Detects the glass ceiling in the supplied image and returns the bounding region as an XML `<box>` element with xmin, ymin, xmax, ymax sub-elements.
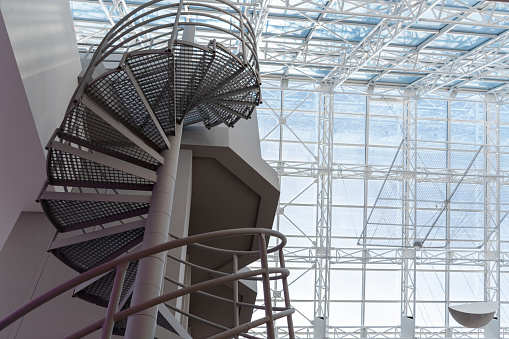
<box><xmin>70</xmin><ymin>0</ymin><xmax>509</xmax><ymax>93</ymax></box>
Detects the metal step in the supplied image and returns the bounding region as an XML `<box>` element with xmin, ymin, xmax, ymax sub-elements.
<box><xmin>40</xmin><ymin>192</ymin><xmax>150</xmax><ymax>232</ymax></box>
<box><xmin>50</xmin><ymin>222</ymin><xmax>145</xmax><ymax>272</ymax></box>
<box><xmin>58</xmin><ymin>102</ymin><xmax>159</xmax><ymax>170</ymax></box>
<box><xmin>124</xmin><ymin>51</ymin><xmax>176</xmax><ymax>136</ymax></box>
<box><xmin>85</xmin><ymin>70</ymin><xmax>167</xmax><ymax>151</ymax></box>
<box><xmin>47</xmin><ymin>148</ymin><xmax>155</xmax><ymax>191</ymax></box>
<box><xmin>73</xmin><ymin>262</ymin><xmax>179</xmax><ymax>336</ymax></box>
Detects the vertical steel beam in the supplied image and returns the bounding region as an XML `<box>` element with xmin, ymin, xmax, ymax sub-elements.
<box><xmin>314</xmin><ymin>82</ymin><xmax>333</xmax><ymax>338</ymax></box>
<box><xmin>401</xmin><ymin>89</ymin><xmax>417</xmax><ymax>322</ymax></box>
<box><xmin>484</xmin><ymin>94</ymin><xmax>500</xmax><ymax>313</ymax></box>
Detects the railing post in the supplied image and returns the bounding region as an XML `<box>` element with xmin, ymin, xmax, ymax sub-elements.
<box><xmin>259</xmin><ymin>234</ymin><xmax>275</xmax><ymax>339</ymax></box>
<box><xmin>279</xmin><ymin>248</ymin><xmax>295</xmax><ymax>339</ymax></box>
<box><xmin>233</xmin><ymin>253</ymin><xmax>240</xmax><ymax>339</ymax></box>
<box><xmin>101</xmin><ymin>262</ymin><xmax>129</xmax><ymax>339</ymax></box>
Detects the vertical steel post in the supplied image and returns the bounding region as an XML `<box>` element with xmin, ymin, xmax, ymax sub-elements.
<box><xmin>314</xmin><ymin>82</ymin><xmax>333</xmax><ymax>338</ymax></box>
<box><xmin>484</xmin><ymin>94</ymin><xmax>500</xmax><ymax>314</ymax></box>
<box><xmin>233</xmin><ymin>254</ymin><xmax>240</xmax><ymax>339</ymax></box>
<box><xmin>124</xmin><ymin>123</ymin><xmax>183</xmax><ymax>339</ymax></box>
<box><xmin>401</xmin><ymin>89</ymin><xmax>417</xmax><ymax>324</ymax></box>
<box><xmin>279</xmin><ymin>249</ymin><xmax>295</xmax><ymax>339</ymax></box>
<box><xmin>259</xmin><ymin>234</ymin><xmax>275</xmax><ymax>339</ymax></box>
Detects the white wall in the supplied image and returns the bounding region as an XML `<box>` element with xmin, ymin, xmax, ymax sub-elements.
<box><xmin>0</xmin><ymin>0</ymin><xmax>81</xmax><ymax>251</ymax></box>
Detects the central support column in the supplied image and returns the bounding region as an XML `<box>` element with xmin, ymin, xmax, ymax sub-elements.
<box><xmin>125</xmin><ymin>123</ymin><xmax>183</xmax><ymax>339</ymax></box>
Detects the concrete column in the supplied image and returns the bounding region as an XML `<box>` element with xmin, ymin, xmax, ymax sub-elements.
<box><xmin>125</xmin><ymin>124</ymin><xmax>183</xmax><ymax>339</ymax></box>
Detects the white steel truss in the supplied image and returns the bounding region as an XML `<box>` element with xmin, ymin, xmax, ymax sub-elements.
<box><xmin>67</xmin><ymin>1</ymin><xmax>509</xmax><ymax>338</ymax></box>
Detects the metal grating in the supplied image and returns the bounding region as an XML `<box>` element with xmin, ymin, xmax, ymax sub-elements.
<box><xmin>85</xmin><ymin>70</ymin><xmax>166</xmax><ymax>151</ymax></box>
<box><xmin>111</xmin><ymin>297</ymin><xmax>178</xmax><ymax>336</ymax></box>
<box><xmin>125</xmin><ymin>52</ymin><xmax>176</xmax><ymax>136</ymax></box>
<box><xmin>173</xmin><ymin>42</ymin><xmax>215</xmax><ymax>124</ymax></box>
<box><xmin>51</xmin><ymin>227</ymin><xmax>145</xmax><ymax>272</ymax></box>
<box><xmin>41</xmin><ymin>199</ymin><xmax>150</xmax><ymax>232</ymax></box>
<box><xmin>59</xmin><ymin>102</ymin><xmax>158</xmax><ymax>170</ymax></box>
<box><xmin>194</xmin><ymin>44</ymin><xmax>246</xmax><ymax>102</ymax></box>
<box><xmin>204</xmin><ymin>103</ymin><xmax>237</xmax><ymax>127</ymax></box>
<box><xmin>48</xmin><ymin>149</ymin><xmax>154</xmax><ymax>190</ymax></box>
<box><xmin>75</xmin><ymin>260</ymin><xmax>138</xmax><ymax>307</ymax></box>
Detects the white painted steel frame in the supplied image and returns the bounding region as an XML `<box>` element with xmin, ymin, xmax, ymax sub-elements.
<box><xmin>68</xmin><ymin>0</ymin><xmax>509</xmax><ymax>337</ymax></box>
<box><xmin>248</xmin><ymin>82</ymin><xmax>509</xmax><ymax>338</ymax></box>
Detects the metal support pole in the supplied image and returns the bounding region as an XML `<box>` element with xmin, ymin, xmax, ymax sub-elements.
<box><xmin>233</xmin><ymin>254</ymin><xmax>240</xmax><ymax>339</ymax></box>
<box><xmin>259</xmin><ymin>234</ymin><xmax>276</xmax><ymax>339</ymax></box>
<box><xmin>314</xmin><ymin>82</ymin><xmax>333</xmax><ymax>338</ymax></box>
<box><xmin>401</xmin><ymin>89</ymin><xmax>417</xmax><ymax>326</ymax></box>
<box><xmin>124</xmin><ymin>123</ymin><xmax>183</xmax><ymax>339</ymax></box>
<box><xmin>279</xmin><ymin>249</ymin><xmax>295</xmax><ymax>339</ymax></box>
<box><xmin>484</xmin><ymin>94</ymin><xmax>500</xmax><ymax>315</ymax></box>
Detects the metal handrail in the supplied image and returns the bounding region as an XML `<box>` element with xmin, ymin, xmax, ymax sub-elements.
<box><xmin>73</xmin><ymin>0</ymin><xmax>259</xmax><ymax>108</ymax></box>
<box><xmin>0</xmin><ymin>228</ymin><xmax>294</xmax><ymax>339</ymax></box>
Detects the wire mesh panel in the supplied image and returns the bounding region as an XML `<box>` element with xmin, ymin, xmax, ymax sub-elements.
<box><xmin>360</xmin><ymin>140</ymin><xmax>509</xmax><ymax>249</ymax></box>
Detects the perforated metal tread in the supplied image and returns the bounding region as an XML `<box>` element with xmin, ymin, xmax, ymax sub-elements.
<box><xmin>51</xmin><ymin>227</ymin><xmax>145</xmax><ymax>272</ymax></box>
<box><xmin>47</xmin><ymin>148</ymin><xmax>154</xmax><ymax>191</ymax></box>
<box><xmin>41</xmin><ymin>199</ymin><xmax>150</xmax><ymax>232</ymax></box>
<box><xmin>126</xmin><ymin>41</ymin><xmax>260</xmax><ymax>130</ymax></box>
<box><xmin>111</xmin><ymin>296</ymin><xmax>179</xmax><ymax>336</ymax></box>
<box><xmin>85</xmin><ymin>69</ymin><xmax>167</xmax><ymax>151</ymax></box>
<box><xmin>74</xmin><ymin>261</ymin><xmax>178</xmax><ymax>336</ymax></box>
<box><xmin>59</xmin><ymin>102</ymin><xmax>159</xmax><ymax>170</ymax></box>
<box><xmin>75</xmin><ymin>260</ymin><xmax>138</xmax><ymax>307</ymax></box>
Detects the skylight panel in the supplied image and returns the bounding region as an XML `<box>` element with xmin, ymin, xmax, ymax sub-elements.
<box><xmin>312</xmin><ymin>24</ymin><xmax>371</xmax><ymax>42</ymax></box>
<box><xmin>71</xmin><ymin>2</ymin><xmax>110</xmax><ymax>22</ymax></box>
<box><xmin>391</xmin><ymin>30</ymin><xmax>433</xmax><ymax>47</ymax></box>
<box><xmin>264</xmin><ymin>18</ymin><xmax>312</xmax><ymax>37</ymax></box>
<box><xmin>427</xmin><ymin>33</ymin><xmax>490</xmax><ymax>50</ymax></box>
<box><xmin>461</xmin><ymin>81</ymin><xmax>505</xmax><ymax>91</ymax></box>
<box><xmin>377</xmin><ymin>74</ymin><xmax>421</xmax><ymax>85</ymax></box>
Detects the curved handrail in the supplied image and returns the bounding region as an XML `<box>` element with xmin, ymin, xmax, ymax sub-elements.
<box><xmin>68</xmin><ymin>268</ymin><xmax>291</xmax><ymax>339</ymax></box>
<box><xmin>0</xmin><ymin>228</ymin><xmax>293</xmax><ymax>339</ymax></box>
<box><xmin>74</xmin><ymin>0</ymin><xmax>259</xmax><ymax>108</ymax></box>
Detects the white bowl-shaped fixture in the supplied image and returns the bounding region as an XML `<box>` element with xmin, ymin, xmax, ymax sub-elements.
<box><xmin>448</xmin><ymin>302</ymin><xmax>497</xmax><ymax>328</ymax></box>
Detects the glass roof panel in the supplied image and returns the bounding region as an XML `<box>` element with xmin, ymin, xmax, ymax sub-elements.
<box><xmin>390</xmin><ymin>30</ymin><xmax>433</xmax><ymax>47</ymax></box>
<box><xmin>377</xmin><ymin>74</ymin><xmax>421</xmax><ymax>84</ymax></box>
<box><xmin>347</xmin><ymin>73</ymin><xmax>377</xmax><ymax>82</ymax></box>
<box><xmin>71</xmin><ymin>2</ymin><xmax>110</xmax><ymax>22</ymax></box>
<box><xmin>264</xmin><ymin>18</ymin><xmax>313</xmax><ymax>37</ymax></box>
<box><xmin>427</xmin><ymin>33</ymin><xmax>490</xmax><ymax>50</ymax></box>
<box><xmin>313</xmin><ymin>24</ymin><xmax>372</xmax><ymax>42</ymax></box>
<box><xmin>462</xmin><ymin>81</ymin><xmax>505</xmax><ymax>90</ymax></box>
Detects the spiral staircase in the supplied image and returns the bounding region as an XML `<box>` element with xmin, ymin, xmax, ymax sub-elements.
<box><xmin>0</xmin><ymin>0</ymin><xmax>294</xmax><ymax>338</ymax></box>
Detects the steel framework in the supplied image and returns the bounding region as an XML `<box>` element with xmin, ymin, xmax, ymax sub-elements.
<box><xmin>68</xmin><ymin>0</ymin><xmax>509</xmax><ymax>337</ymax></box>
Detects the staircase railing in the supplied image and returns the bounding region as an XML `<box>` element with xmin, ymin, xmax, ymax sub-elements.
<box><xmin>74</xmin><ymin>0</ymin><xmax>259</xmax><ymax>106</ymax></box>
<box><xmin>0</xmin><ymin>228</ymin><xmax>294</xmax><ymax>339</ymax></box>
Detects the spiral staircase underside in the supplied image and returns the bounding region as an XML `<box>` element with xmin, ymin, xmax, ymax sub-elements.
<box><xmin>35</xmin><ymin>36</ymin><xmax>280</xmax><ymax>337</ymax></box>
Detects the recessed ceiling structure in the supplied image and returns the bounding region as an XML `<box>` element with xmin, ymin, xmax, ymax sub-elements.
<box><xmin>71</xmin><ymin>0</ymin><xmax>509</xmax><ymax>94</ymax></box>
<box><xmin>69</xmin><ymin>1</ymin><xmax>509</xmax><ymax>338</ymax></box>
